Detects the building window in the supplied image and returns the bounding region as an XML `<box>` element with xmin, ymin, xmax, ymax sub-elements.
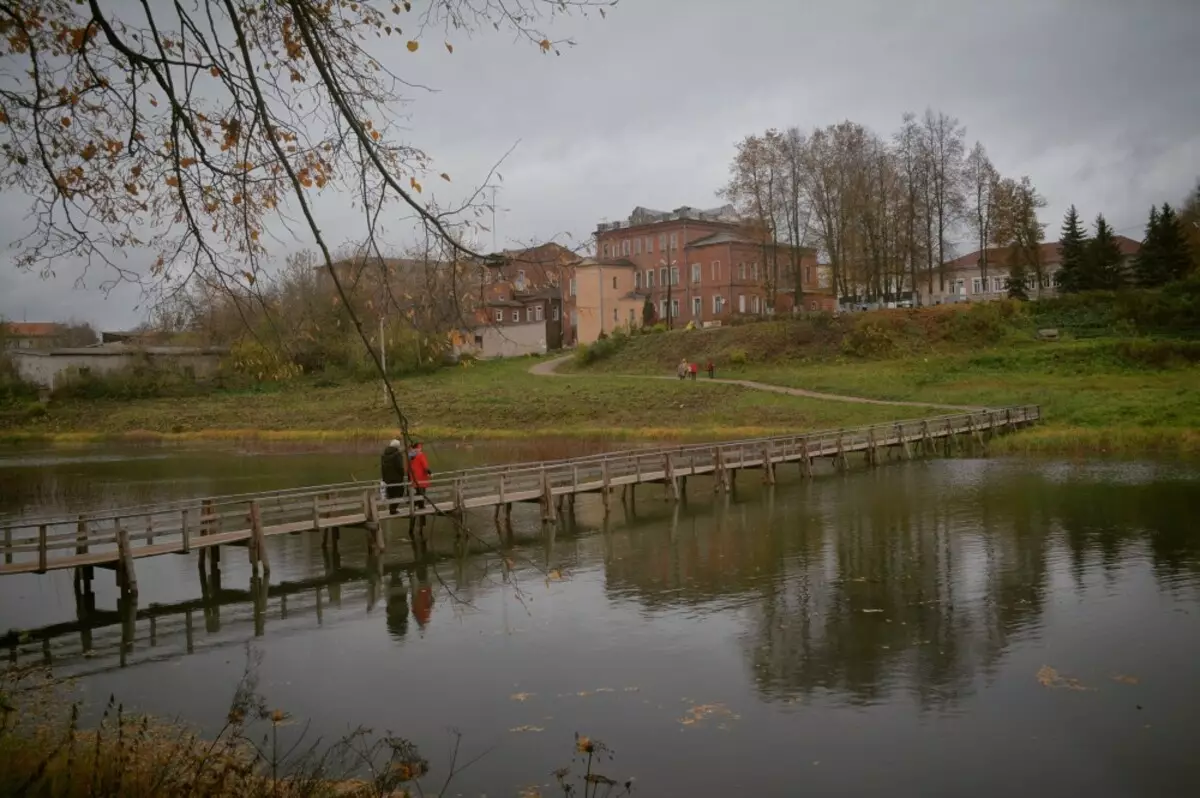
<box><xmin>512</xmin><ymin>310</ymin><xmax>520</xmax><ymax>323</ymax></box>
<box><xmin>634</xmin><ymin>238</ymin><xmax>642</xmax><ymax>255</ymax></box>
<box><xmin>713</xmin><ymin>295</ymin><xmax>724</xmax><ymax>314</ymax></box>
<box><xmin>671</xmin><ymin>298</ymin><xmax>680</xmax><ymax>318</ymax></box>
<box><xmin>495</xmin><ymin>310</ymin><xmax>503</xmax><ymax>323</ymax></box>
<box><xmin>751</xmin><ymin>263</ymin><xmax>758</xmax><ymax>280</ymax></box>
<box><xmin>622</xmin><ymin>239</ymin><xmax>630</xmax><ymax>257</ymax></box>
<box><xmin>602</xmin><ymin>243</ymin><xmax>610</xmax><ymax>258</ymax></box>
<box><xmin>474</xmin><ymin>334</ymin><xmax>483</xmax><ymax>347</ymax></box>
<box><xmin>526</xmin><ymin>306</ymin><xmax>534</xmax><ymax>322</ymax></box>
<box><xmin>658</xmin><ymin>233</ymin><xmax>666</xmax><ymax>250</ymax></box>
<box><xmin>806</xmin><ymin>265</ymin><xmax>814</xmax><ymax>285</ymax></box>
<box><xmin>569</xmin><ymin>278</ymin><xmax>577</xmax><ymax>296</ymax></box>
<box><xmin>992</xmin><ymin>276</ymin><xmax>1005</xmax><ymax>292</ymax></box>
<box><xmin>660</xmin><ymin>300</ymin><xmax>668</xmax><ymax>319</ymax></box>
<box><xmin>571</xmin><ymin>309</ymin><xmax>578</xmax><ymax>326</ymax></box>
<box><xmin>629</xmin><ymin>308</ymin><xmax>636</xmax><ymax>323</ymax></box>
<box><xmin>751</xmin><ymin>295</ymin><xmax>760</xmax><ymax>314</ymax></box>
<box><xmin>738</xmin><ymin>294</ymin><xmax>746</xmax><ymax>313</ymax></box>
<box><xmin>692</xmin><ymin>296</ymin><xmax>702</xmax><ymax>317</ymax></box>
<box><xmin>738</xmin><ymin>263</ymin><xmax>746</xmax><ymax>280</ymax></box>
<box><xmin>552</xmin><ymin>305</ymin><xmax>560</xmax><ymax>321</ymax></box>
<box><xmin>669</xmin><ymin>232</ymin><xmax>678</xmax><ymax>249</ymax></box>
<box><xmin>646</xmin><ymin>236</ymin><xmax>654</xmax><ymax>252</ymax></box>
<box><xmin>711</xmin><ymin>260</ymin><xmax>721</xmax><ymax>280</ymax></box>
<box><xmin>613</xmin><ymin>308</ymin><xmax>618</xmax><ymax>322</ymax></box>
<box><xmin>691</xmin><ymin>264</ymin><xmax>701</xmax><ymax>283</ymax></box>
<box><xmin>659</xmin><ymin>267</ymin><xmax>668</xmax><ymax>286</ymax></box>
<box><xmin>670</xmin><ymin>266</ymin><xmax>679</xmax><ymax>286</ymax></box>
<box><xmin>646</xmin><ymin>270</ymin><xmax>655</xmax><ymax>288</ymax></box>
<box><xmin>972</xmin><ymin>277</ymin><xmax>983</xmax><ymax>294</ymax></box>
<box><xmin>612</xmin><ymin>276</ymin><xmax>618</xmax><ymax>289</ymax></box>
<box><xmin>535</xmin><ymin>305</ymin><xmax>544</xmax><ymax>322</ymax></box>
<box><xmin>635</xmin><ymin>272</ymin><xmax>642</xmax><ymax>290</ymax></box>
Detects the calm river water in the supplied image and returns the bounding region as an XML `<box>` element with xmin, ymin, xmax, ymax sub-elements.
<box><xmin>2</xmin><ymin>444</ymin><xmax>1199</xmax><ymax>796</ymax></box>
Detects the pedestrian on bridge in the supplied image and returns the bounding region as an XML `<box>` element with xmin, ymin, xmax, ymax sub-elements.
<box><xmin>380</xmin><ymin>438</ymin><xmax>408</xmax><ymax>514</ymax></box>
<box><xmin>409</xmin><ymin>441</ymin><xmax>433</xmax><ymax>508</ymax></box>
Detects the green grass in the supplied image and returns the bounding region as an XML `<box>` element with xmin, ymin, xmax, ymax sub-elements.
<box><xmin>0</xmin><ymin>357</ymin><xmax>937</xmax><ymax>443</ymax></box>
<box><xmin>567</xmin><ymin>317</ymin><xmax>1200</xmax><ymax>455</ymax></box>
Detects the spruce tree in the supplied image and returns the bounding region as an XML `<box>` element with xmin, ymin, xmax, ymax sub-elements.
<box><xmin>1085</xmin><ymin>215</ymin><xmax>1126</xmax><ymax>290</ymax></box>
<box><xmin>1056</xmin><ymin>205</ymin><xmax>1089</xmax><ymax>293</ymax></box>
<box><xmin>1133</xmin><ymin>205</ymin><xmax>1163</xmax><ymax>287</ymax></box>
<box><xmin>1156</xmin><ymin>203</ymin><xmax>1193</xmax><ymax>284</ymax></box>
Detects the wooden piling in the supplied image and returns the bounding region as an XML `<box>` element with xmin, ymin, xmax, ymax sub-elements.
<box><xmin>866</xmin><ymin>429</ymin><xmax>877</xmax><ymax>467</ymax></box>
<box><xmin>367</xmin><ymin>490</ymin><xmax>384</xmax><ymax>553</ymax></box>
<box><xmin>116</xmin><ymin>522</ymin><xmax>137</xmax><ymax>597</ymax></box>
<box><xmin>541</xmin><ymin>468</ymin><xmax>557</xmax><ymax>523</ymax></box>
<box><xmin>762</xmin><ymin>445</ymin><xmax>775</xmax><ymax>484</ymax></box>
<box><xmin>249</xmin><ymin>500</ymin><xmax>269</xmax><ymax>576</ymax></box>
<box><xmin>3</xmin><ymin>525</ymin><xmax>10</xmax><ymax>565</ymax></box>
<box><xmin>800</xmin><ymin>439</ymin><xmax>813</xmax><ymax>478</ymax></box>
<box><xmin>181</xmin><ymin>508</ymin><xmax>191</xmax><ymax>554</ymax></box>
<box><xmin>312</xmin><ymin>495</ymin><xmax>322</xmax><ymax>533</ymax></box>
<box><xmin>662</xmin><ymin>454</ymin><xmax>679</xmax><ymax>502</ymax></box>
<box><xmin>76</xmin><ymin>515</ymin><xmax>88</xmax><ymax>556</ymax></box>
<box><xmin>601</xmin><ymin>459</ymin><xmax>611</xmax><ymax>515</ymax></box>
<box><xmin>37</xmin><ymin>524</ymin><xmax>47</xmax><ymax>574</ymax></box>
<box><xmin>713</xmin><ymin>448</ymin><xmax>726</xmax><ymax>493</ymax></box>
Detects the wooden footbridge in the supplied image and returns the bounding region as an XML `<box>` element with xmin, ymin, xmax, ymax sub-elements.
<box><xmin>0</xmin><ymin>406</ymin><xmax>1040</xmax><ymax>596</ymax></box>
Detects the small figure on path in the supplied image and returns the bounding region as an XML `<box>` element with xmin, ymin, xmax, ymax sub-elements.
<box><xmin>706</xmin><ymin>360</ymin><xmax>715</xmax><ymax>379</ymax></box>
<box><xmin>409</xmin><ymin>441</ymin><xmax>433</xmax><ymax>508</ymax></box>
<box><xmin>689</xmin><ymin>361</ymin><xmax>698</xmax><ymax>380</ymax></box>
<box><xmin>380</xmin><ymin>438</ymin><xmax>408</xmax><ymax>514</ymax></box>
<box><xmin>678</xmin><ymin>358</ymin><xmax>688</xmax><ymax>380</ymax></box>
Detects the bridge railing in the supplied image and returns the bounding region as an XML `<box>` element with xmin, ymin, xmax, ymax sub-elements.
<box><xmin>1</xmin><ymin>406</ymin><xmax>1040</xmax><ymax>573</ymax></box>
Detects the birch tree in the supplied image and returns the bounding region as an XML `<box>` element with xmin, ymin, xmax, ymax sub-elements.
<box><xmin>921</xmin><ymin>109</ymin><xmax>967</xmax><ymax>292</ymax></box>
<box><xmin>963</xmin><ymin>141</ymin><xmax>998</xmax><ymax>286</ymax></box>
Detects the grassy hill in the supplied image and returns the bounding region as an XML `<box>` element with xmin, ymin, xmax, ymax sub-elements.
<box><xmin>568</xmin><ymin>301</ymin><xmax>1200</xmax><ymax>454</ymax></box>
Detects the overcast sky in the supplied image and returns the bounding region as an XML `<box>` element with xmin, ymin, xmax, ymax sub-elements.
<box><xmin>1</xmin><ymin>0</ymin><xmax>1197</xmax><ymax>330</ymax></box>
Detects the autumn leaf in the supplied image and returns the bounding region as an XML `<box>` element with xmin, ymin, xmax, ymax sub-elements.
<box><xmin>444</xmin><ymin>41</ymin><xmax>453</xmax><ymax>53</ymax></box>
<box><xmin>440</xmin><ymin>172</ymin><xmax>451</xmax><ymax>182</ymax></box>
<box><xmin>410</xmin><ymin>177</ymin><xmax>422</xmax><ymax>194</ymax></box>
<box><xmin>210</xmin><ymin>66</ymin><xmax>221</xmax><ymax>78</ymax></box>
<box><xmin>180</xmin><ymin>157</ymin><xmax>197</xmax><ymax>168</ymax></box>
<box><xmin>370</xmin><ymin>129</ymin><xmax>380</xmax><ymax>141</ymax></box>
<box><xmin>60</xmin><ymin>116</ymin><xmax>71</xmax><ymax>127</ymax></box>
<box><xmin>539</xmin><ymin>39</ymin><xmax>551</xmax><ymax>53</ymax></box>
<box><xmin>165</xmin><ymin>176</ymin><xmax>179</xmax><ymax>187</ymax></box>
<box><xmin>0</xmin><ymin>110</ymin><xmax>8</xmax><ymax>125</ymax></box>
<box><xmin>242</xmin><ymin>271</ymin><xmax>256</xmax><ymax>284</ymax></box>
<box><xmin>80</xmin><ymin>142</ymin><xmax>97</xmax><ymax>161</ymax></box>
<box><xmin>406</xmin><ymin>40</ymin><xmax>418</xmax><ymax>52</ymax></box>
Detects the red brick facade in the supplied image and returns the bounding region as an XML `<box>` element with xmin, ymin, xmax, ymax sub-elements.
<box><xmin>594</xmin><ymin>206</ymin><xmax>833</xmax><ymax>326</ymax></box>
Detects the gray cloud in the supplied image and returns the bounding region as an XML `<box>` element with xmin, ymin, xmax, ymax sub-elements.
<box><xmin>2</xmin><ymin>0</ymin><xmax>1197</xmax><ymax>328</ymax></box>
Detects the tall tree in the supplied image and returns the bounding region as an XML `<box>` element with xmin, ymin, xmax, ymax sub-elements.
<box><xmin>1155</xmin><ymin>203</ymin><xmax>1193</xmax><ymax>284</ymax></box>
<box><xmin>963</xmin><ymin>142</ymin><xmax>998</xmax><ymax>286</ymax></box>
<box><xmin>1133</xmin><ymin>205</ymin><xmax>1164</xmax><ymax>287</ymax></box>
<box><xmin>1056</xmin><ymin>205</ymin><xmax>1089</xmax><ymax>294</ymax></box>
<box><xmin>992</xmin><ymin>176</ymin><xmax>1046</xmax><ymax>297</ymax></box>
<box><xmin>1180</xmin><ymin>181</ymin><xmax>1200</xmax><ymax>275</ymax></box>
<box><xmin>1084</xmin><ymin>215</ymin><xmax>1127</xmax><ymax>290</ymax></box>
<box><xmin>721</xmin><ymin>130</ymin><xmax>786</xmax><ymax>308</ymax></box>
<box><xmin>780</xmin><ymin>127</ymin><xmax>813</xmax><ymax>306</ymax></box>
<box><xmin>921</xmin><ymin>109</ymin><xmax>967</xmax><ymax>292</ymax></box>
<box><xmin>893</xmin><ymin>113</ymin><xmax>928</xmax><ymax>303</ymax></box>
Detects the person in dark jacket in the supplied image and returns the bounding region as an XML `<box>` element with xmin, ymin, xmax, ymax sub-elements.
<box><xmin>380</xmin><ymin>438</ymin><xmax>408</xmax><ymax>514</ymax></box>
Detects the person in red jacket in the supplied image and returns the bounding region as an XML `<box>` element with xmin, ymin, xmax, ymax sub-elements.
<box><xmin>408</xmin><ymin>441</ymin><xmax>432</xmax><ymax>507</ymax></box>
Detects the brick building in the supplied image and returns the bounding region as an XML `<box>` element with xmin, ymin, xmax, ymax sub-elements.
<box><xmin>590</xmin><ymin>205</ymin><xmax>833</xmax><ymax>329</ymax></box>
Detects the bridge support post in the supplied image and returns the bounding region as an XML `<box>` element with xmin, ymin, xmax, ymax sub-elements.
<box><xmin>866</xmin><ymin>430</ymin><xmax>877</xmax><ymax>468</ymax></box>
<box><xmin>713</xmin><ymin>449</ymin><xmax>727</xmax><ymax>493</ymax></box>
<box><xmin>920</xmin><ymin>421</ymin><xmax>932</xmax><ymax>456</ymax></box>
<box><xmin>249</xmin><ymin>500</ymin><xmax>270</xmax><ymax>578</ymax></box>
<box><xmin>662</xmin><ymin>454</ymin><xmax>679</xmax><ymax>502</ymax></box>
<box><xmin>762</xmin><ymin>445</ymin><xmax>775</xmax><ymax>484</ymax></box>
<box><xmin>541</xmin><ymin>468</ymin><xmax>557</xmax><ymax>524</ymax></box>
<box><xmin>836</xmin><ymin>434</ymin><xmax>848</xmax><ymax>472</ymax></box>
<box><xmin>366</xmin><ymin>491</ymin><xmax>384</xmax><ymax>554</ymax></box>
<box><xmin>800</xmin><ymin>440</ymin><xmax>813</xmax><ymax>478</ymax></box>
<box><xmin>943</xmin><ymin>419</ymin><xmax>955</xmax><ymax>456</ymax></box>
<box><xmin>601</xmin><ymin>459</ymin><xmax>611</xmax><ymax>516</ymax></box>
<box><xmin>116</xmin><ymin>522</ymin><xmax>138</xmax><ymax>598</ymax></box>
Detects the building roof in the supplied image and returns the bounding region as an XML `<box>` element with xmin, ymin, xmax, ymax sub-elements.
<box><xmin>3</xmin><ymin>322</ymin><xmax>64</xmax><ymax>338</ymax></box>
<box><xmin>575</xmin><ymin>257</ymin><xmax>638</xmax><ymax>269</ymax></box>
<box><xmin>945</xmin><ymin>236</ymin><xmax>1142</xmax><ymax>271</ymax></box>
<box><xmin>597</xmin><ymin>204</ymin><xmax>741</xmax><ymax>232</ymax></box>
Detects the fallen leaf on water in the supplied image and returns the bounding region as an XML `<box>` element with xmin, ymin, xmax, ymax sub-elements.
<box><xmin>1111</xmin><ymin>674</ymin><xmax>1140</xmax><ymax>685</ymax></box>
<box><xmin>518</xmin><ymin>787</ymin><xmax>543</xmax><ymax>798</ymax></box>
<box><xmin>577</xmin><ymin>690</ymin><xmax>592</xmax><ymax>697</ymax></box>
<box><xmin>594</xmin><ymin>687</ymin><xmax>615</xmax><ymax>693</ymax></box>
<box><xmin>1037</xmin><ymin>665</ymin><xmax>1093</xmax><ymax>691</ymax></box>
<box><xmin>678</xmin><ymin>703</ymin><xmax>738</xmax><ymax>728</ymax></box>
<box><xmin>509</xmin><ymin>725</ymin><xmax>544</xmax><ymax>733</ymax></box>
<box><xmin>510</xmin><ymin>692</ymin><xmax>535</xmax><ymax>702</ymax></box>
<box><xmin>861</xmin><ymin>609</ymin><xmax>884</xmax><ymax>614</ymax></box>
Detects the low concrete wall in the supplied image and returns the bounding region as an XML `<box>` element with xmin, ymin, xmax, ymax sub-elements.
<box><xmin>464</xmin><ymin>322</ymin><xmax>550</xmax><ymax>359</ymax></box>
<box><xmin>12</xmin><ymin>349</ymin><xmax>224</xmax><ymax>389</ymax></box>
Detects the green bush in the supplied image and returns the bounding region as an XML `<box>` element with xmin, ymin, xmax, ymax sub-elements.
<box><xmin>727</xmin><ymin>348</ymin><xmax>748</xmax><ymax>365</ymax></box>
<box><xmin>573</xmin><ymin>334</ymin><xmax>626</xmax><ymax>367</ymax></box>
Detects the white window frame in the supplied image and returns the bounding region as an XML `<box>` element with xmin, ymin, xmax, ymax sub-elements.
<box><xmin>738</xmin><ymin>294</ymin><xmax>746</xmax><ymax>313</ymax></box>
<box><xmin>711</xmin><ymin>260</ymin><xmax>721</xmax><ymax>280</ymax></box>
<box><xmin>992</xmin><ymin>276</ymin><xmax>1005</xmax><ymax>292</ymax></box>
<box><xmin>526</xmin><ymin>306</ymin><xmax>534</xmax><ymax>322</ymax></box>
<box><xmin>713</xmin><ymin>295</ymin><xmax>724</xmax><ymax>314</ymax></box>
<box><xmin>659</xmin><ymin>267</ymin><xmax>668</xmax><ymax>286</ymax></box>
<box><xmin>670</xmin><ymin>266</ymin><xmax>680</xmax><ymax>286</ymax></box>
<box><xmin>569</xmin><ymin>278</ymin><xmax>577</xmax><ymax>296</ymax></box>
<box><xmin>658</xmin><ymin>233</ymin><xmax>667</xmax><ymax>250</ymax></box>
<box><xmin>535</xmin><ymin>305</ymin><xmax>544</xmax><ymax>322</ymax></box>
<box><xmin>634</xmin><ymin>272</ymin><xmax>642</xmax><ymax>290</ymax></box>
<box><xmin>551</xmin><ymin>305</ymin><xmax>560</xmax><ymax>321</ymax></box>
<box><xmin>692</xmin><ymin>296</ymin><xmax>702</xmax><ymax>317</ymax></box>
<box><xmin>738</xmin><ymin>263</ymin><xmax>746</xmax><ymax>280</ymax></box>
<box><xmin>660</xmin><ymin>299</ymin><xmax>668</xmax><ymax>319</ymax></box>
<box><xmin>972</xmin><ymin>277</ymin><xmax>983</xmax><ymax>294</ymax></box>
<box><xmin>671</xmin><ymin>298</ymin><xmax>680</xmax><ymax>318</ymax></box>
<box><xmin>511</xmin><ymin>310</ymin><xmax>520</xmax><ymax>322</ymax></box>
<box><xmin>751</xmin><ymin>263</ymin><xmax>759</xmax><ymax>280</ymax></box>
<box><xmin>646</xmin><ymin>270</ymin><xmax>655</xmax><ymax>288</ymax></box>
<box><xmin>669</xmin><ymin>232</ymin><xmax>678</xmax><ymax>248</ymax></box>
<box><xmin>494</xmin><ymin>310</ymin><xmax>503</xmax><ymax>323</ymax></box>
<box><xmin>691</xmin><ymin>263</ymin><xmax>701</xmax><ymax>284</ymax></box>
<box><xmin>634</xmin><ymin>238</ymin><xmax>642</xmax><ymax>255</ymax></box>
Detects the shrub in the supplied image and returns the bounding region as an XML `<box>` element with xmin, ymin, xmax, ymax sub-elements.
<box><xmin>840</xmin><ymin>318</ymin><xmax>898</xmax><ymax>358</ymax></box>
<box><xmin>727</xmin><ymin>348</ymin><xmax>748</xmax><ymax>365</ymax></box>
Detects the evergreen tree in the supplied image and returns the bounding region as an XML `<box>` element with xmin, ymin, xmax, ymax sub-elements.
<box><xmin>1156</xmin><ymin>203</ymin><xmax>1193</xmax><ymax>284</ymax></box>
<box><xmin>1056</xmin><ymin>205</ymin><xmax>1089</xmax><ymax>293</ymax></box>
<box><xmin>1133</xmin><ymin>205</ymin><xmax>1164</xmax><ymax>287</ymax></box>
<box><xmin>1180</xmin><ymin>181</ymin><xmax>1200</xmax><ymax>275</ymax></box>
<box><xmin>1084</xmin><ymin>215</ymin><xmax>1127</xmax><ymax>290</ymax></box>
<box><xmin>641</xmin><ymin>297</ymin><xmax>656</xmax><ymax>327</ymax></box>
<box><xmin>1006</xmin><ymin>250</ymin><xmax>1030</xmax><ymax>300</ymax></box>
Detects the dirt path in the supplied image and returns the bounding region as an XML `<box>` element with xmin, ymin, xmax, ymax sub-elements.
<box><xmin>529</xmin><ymin>354</ymin><xmax>980</xmax><ymax>412</ymax></box>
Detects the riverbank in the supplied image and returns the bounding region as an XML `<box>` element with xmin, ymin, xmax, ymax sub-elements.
<box><xmin>0</xmin><ymin>357</ymin><xmax>940</xmax><ymax>445</ymax></box>
<box><xmin>565</xmin><ymin>317</ymin><xmax>1200</xmax><ymax>455</ymax></box>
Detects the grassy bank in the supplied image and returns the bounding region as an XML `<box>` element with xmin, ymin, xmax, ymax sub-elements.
<box><xmin>568</xmin><ymin>309</ymin><xmax>1200</xmax><ymax>455</ymax></box>
<box><xmin>0</xmin><ymin>357</ymin><xmax>938</xmax><ymax>445</ymax></box>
